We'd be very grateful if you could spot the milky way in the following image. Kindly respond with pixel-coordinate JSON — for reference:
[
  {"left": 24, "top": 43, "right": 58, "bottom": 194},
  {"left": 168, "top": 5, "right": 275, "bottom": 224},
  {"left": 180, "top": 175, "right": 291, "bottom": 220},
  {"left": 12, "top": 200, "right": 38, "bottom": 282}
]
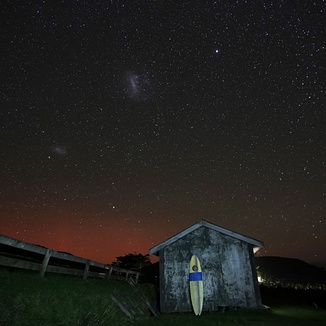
[{"left": 0, "top": 1, "right": 325, "bottom": 265}]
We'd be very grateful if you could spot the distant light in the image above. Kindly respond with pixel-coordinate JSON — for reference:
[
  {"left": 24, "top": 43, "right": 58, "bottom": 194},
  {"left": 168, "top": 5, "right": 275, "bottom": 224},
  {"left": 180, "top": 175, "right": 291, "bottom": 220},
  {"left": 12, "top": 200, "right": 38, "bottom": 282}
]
[{"left": 215, "top": 49, "right": 219, "bottom": 53}]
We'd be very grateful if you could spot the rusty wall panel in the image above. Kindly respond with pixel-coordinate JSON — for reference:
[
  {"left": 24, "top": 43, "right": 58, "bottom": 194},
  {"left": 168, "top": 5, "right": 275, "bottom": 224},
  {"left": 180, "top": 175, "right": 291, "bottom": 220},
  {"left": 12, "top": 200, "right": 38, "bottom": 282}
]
[{"left": 159, "top": 226, "right": 261, "bottom": 312}]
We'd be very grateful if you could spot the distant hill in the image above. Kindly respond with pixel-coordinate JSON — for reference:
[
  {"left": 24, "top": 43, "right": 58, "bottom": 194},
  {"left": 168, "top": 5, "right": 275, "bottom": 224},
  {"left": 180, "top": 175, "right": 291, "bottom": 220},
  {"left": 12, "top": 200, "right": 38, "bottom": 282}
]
[
  {"left": 255, "top": 256, "right": 326, "bottom": 286},
  {"left": 312, "top": 261, "right": 326, "bottom": 270}
]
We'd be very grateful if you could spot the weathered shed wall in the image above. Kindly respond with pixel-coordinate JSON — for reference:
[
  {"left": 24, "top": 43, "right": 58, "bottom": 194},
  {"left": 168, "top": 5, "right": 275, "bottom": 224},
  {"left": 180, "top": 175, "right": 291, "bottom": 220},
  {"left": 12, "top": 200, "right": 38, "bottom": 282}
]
[{"left": 159, "top": 226, "right": 261, "bottom": 313}]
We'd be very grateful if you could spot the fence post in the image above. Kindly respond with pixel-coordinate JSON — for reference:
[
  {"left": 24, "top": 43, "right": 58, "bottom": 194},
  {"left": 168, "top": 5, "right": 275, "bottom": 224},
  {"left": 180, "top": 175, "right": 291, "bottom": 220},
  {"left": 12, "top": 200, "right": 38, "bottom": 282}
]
[
  {"left": 40, "top": 249, "right": 52, "bottom": 277},
  {"left": 105, "top": 266, "right": 113, "bottom": 280},
  {"left": 83, "top": 260, "right": 90, "bottom": 280},
  {"left": 135, "top": 272, "right": 139, "bottom": 283}
]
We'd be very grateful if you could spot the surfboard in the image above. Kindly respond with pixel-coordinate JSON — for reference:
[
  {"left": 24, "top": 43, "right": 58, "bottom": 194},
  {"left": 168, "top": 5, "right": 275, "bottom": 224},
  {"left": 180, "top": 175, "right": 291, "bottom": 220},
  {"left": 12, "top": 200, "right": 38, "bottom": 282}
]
[{"left": 189, "top": 255, "right": 204, "bottom": 315}]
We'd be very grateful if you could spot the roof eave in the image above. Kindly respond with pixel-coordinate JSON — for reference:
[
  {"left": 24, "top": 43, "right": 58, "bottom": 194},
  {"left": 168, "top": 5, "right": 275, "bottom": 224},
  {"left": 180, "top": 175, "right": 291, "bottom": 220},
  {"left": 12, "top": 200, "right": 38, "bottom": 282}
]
[{"left": 149, "top": 220, "right": 264, "bottom": 255}]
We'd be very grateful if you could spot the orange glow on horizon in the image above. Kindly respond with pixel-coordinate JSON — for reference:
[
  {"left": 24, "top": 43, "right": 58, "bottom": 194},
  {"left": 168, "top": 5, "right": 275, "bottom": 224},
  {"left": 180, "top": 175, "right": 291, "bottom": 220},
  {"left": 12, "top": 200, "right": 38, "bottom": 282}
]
[{"left": 1, "top": 211, "right": 166, "bottom": 264}]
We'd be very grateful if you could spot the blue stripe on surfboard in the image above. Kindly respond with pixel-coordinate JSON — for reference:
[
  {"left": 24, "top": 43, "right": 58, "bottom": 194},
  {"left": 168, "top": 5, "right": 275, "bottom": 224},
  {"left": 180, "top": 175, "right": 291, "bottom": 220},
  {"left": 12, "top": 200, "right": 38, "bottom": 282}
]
[{"left": 189, "top": 272, "right": 203, "bottom": 281}]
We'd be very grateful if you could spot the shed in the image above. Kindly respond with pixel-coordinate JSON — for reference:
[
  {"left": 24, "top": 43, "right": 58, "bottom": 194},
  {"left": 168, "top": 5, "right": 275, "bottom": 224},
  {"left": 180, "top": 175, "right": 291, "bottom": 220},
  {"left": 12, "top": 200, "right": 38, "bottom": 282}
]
[{"left": 149, "top": 220, "right": 264, "bottom": 313}]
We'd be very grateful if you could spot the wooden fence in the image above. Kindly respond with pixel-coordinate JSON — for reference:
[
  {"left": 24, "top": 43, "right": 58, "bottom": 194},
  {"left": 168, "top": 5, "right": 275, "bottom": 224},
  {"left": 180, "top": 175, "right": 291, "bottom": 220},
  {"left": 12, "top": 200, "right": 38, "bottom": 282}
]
[{"left": 0, "top": 234, "right": 140, "bottom": 282}]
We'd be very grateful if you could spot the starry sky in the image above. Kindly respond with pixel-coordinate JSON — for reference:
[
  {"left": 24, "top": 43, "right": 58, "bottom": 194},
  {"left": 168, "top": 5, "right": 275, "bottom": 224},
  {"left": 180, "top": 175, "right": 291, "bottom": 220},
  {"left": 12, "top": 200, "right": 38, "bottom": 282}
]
[{"left": 1, "top": 1, "right": 325, "bottom": 266}]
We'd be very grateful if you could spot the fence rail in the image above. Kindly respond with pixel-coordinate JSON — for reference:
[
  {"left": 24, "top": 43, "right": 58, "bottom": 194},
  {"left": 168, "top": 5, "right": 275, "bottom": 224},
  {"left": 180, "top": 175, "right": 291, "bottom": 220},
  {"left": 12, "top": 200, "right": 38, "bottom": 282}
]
[{"left": 0, "top": 234, "right": 140, "bottom": 282}]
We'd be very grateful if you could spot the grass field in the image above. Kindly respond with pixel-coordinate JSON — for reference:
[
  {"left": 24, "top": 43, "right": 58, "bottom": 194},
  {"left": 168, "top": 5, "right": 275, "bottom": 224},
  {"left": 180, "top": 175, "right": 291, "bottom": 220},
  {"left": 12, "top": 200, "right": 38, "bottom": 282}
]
[
  {"left": 0, "top": 268, "right": 325, "bottom": 326},
  {"left": 0, "top": 268, "right": 155, "bottom": 326}
]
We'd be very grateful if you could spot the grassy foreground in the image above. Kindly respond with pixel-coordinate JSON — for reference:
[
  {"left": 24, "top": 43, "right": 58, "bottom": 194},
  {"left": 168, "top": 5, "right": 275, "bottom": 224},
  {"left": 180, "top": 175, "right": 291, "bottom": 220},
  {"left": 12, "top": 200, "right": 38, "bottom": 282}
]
[
  {"left": 0, "top": 268, "right": 155, "bottom": 326},
  {"left": 1, "top": 268, "right": 325, "bottom": 326}
]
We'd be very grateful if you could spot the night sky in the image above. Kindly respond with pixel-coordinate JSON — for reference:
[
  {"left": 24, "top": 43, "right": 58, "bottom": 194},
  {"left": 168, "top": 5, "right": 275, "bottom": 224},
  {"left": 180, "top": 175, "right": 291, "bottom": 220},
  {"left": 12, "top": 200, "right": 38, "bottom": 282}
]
[{"left": 1, "top": 1, "right": 325, "bottom": 266}]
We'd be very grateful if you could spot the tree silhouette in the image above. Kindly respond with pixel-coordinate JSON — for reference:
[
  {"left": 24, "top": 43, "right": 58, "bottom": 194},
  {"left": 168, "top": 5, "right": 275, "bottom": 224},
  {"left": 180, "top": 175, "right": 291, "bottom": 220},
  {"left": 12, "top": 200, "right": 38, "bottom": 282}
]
[{"left": 113, "top": 253, "right": 151, "bottom": 271}]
